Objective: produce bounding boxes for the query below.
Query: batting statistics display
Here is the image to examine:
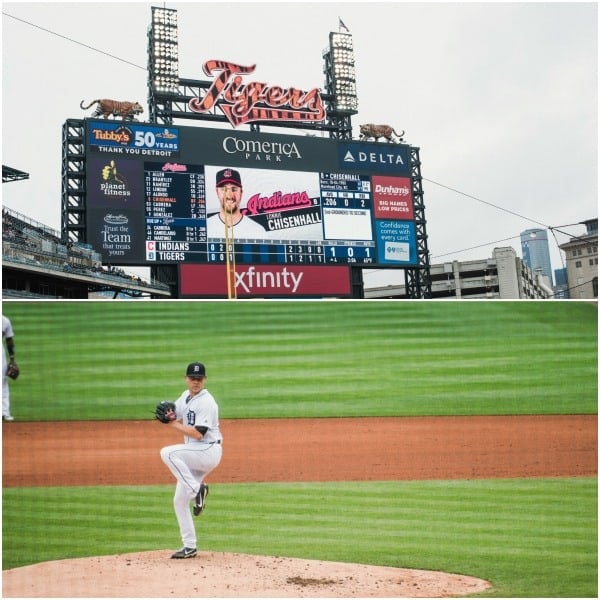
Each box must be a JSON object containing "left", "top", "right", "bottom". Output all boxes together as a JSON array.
[{"left": 85, "top": 120, "right": 418, "bottom": 267}]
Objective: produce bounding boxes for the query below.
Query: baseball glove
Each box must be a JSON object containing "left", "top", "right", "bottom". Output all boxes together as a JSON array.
[
  {"left": 155, "top": 401, "right": 177, "bottom": 424},
  {"left": 6, "top": 362, "right": 19, "bottom": 380}
]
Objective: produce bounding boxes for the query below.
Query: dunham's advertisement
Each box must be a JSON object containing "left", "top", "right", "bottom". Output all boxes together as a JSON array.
[{"left": 371, "top": 174, "right": 416, "bottom": 265}]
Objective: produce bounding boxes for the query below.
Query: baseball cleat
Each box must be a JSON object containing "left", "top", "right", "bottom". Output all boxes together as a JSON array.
[
  {"left": 171, "top": 547, "right": 197, "bottom": 559},
  {"left": 3, "top": 416, "right": 14, "bottom": 422},
  {"left": 193, "top": 483, "right": 209, "bottom": 516}
]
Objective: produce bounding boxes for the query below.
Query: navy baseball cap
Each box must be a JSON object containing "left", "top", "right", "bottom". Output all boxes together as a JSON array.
[
  {"left": 216, "top": 168, "right": 242, "bottom": 187},
  {"left": 186, "top": 362, "right": 206, "bottom": 377}
]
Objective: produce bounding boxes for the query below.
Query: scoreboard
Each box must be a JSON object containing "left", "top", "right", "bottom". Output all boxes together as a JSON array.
[{"left": 84, "top": 120, "right": 418, "bottom": 268}]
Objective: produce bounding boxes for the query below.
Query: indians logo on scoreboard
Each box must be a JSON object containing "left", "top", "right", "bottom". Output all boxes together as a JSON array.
[{"left": 241, "top": 188, "right": 322, "bottom": 235}]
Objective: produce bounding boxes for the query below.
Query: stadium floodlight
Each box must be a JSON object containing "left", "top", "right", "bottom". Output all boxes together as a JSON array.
[
  {"left": 148, "top": 6, "right": 179, "bottom": 94},
  {"left": 324, "top": 31, "right": 358, "bottom": 114}
]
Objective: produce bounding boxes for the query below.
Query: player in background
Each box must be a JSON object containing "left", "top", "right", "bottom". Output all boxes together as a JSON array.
[
  {"left": 159, "top": 362, "right": 223, "bottom": 559},
  {"left": 2, "top": 314, "right": 16, "bottom": 421}
]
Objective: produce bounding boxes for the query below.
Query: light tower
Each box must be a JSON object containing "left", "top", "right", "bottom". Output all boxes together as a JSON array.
[{"left": 322, "top": 31, "right": 358, "bottom": 139}]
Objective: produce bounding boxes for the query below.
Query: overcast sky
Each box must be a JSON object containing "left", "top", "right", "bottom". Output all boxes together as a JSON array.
[{"left": 2, "top": 2, "right": 597, "bottom": 288}]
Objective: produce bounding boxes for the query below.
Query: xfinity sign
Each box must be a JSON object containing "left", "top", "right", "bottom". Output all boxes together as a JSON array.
[
  {"left": 339, "top": 142, "right": 411, "bottom": 175},
  {"left": 179, "top": 264, "right": 352, "bottom": 298}
]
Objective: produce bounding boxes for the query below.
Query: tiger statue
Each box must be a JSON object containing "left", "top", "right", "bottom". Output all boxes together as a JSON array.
[
  {"left": 80, "top": 99, "right": 144, "bottom": 121},
  {"left": 359, "top": 123, "right": 405, "bottom": 143}
]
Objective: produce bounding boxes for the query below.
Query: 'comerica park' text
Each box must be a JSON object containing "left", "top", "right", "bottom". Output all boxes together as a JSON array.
[{"left": 223, "top": 137, "right": 301, "bottom": 159}]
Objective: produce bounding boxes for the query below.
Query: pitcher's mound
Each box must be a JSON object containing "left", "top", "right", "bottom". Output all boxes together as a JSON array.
[{"left": 2, "top": 550, "right": 491, "bottom": 597}]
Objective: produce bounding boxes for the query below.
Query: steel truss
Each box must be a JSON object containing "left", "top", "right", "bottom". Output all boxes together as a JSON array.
[
  {"left": 2, "top": 165, "right": 30, "bottom": 183},
  {"left": 61, "top": 119, "right": 86, "bottom": 244},
  {"left": 404, "top": 146, "right": 431, "bottom": 298}
]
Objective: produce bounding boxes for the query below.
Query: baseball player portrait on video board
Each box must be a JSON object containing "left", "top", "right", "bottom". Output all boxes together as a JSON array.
[{"left": 205, "top": 166, "right": 323, "bottom": 241}]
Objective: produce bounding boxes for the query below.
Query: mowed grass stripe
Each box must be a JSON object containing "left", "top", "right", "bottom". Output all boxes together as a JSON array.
[
  {"left": 3, "top": 300, "right": 596, "bottom": 420},
  {"left": 4, "top": 478, "right": 595, "bottom": 597}
]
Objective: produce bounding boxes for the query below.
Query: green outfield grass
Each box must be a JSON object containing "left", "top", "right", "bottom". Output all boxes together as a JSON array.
[
  {"left": 2, "top": 300, "right": 597, "bottom": 596},
  {"left": 3, "top": 478, "right": 597, "bottom": 597},
  {"left": 2, "top": 300, "right": 597, "bottom": 420}
]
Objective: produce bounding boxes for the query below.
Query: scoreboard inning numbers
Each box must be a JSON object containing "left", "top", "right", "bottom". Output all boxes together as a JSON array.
[
  {"left": 85, "top": 121, "right": 418, "bottom": 268},
  {"left": 145, "top": 166, "right": 376, "bottom": 265}
]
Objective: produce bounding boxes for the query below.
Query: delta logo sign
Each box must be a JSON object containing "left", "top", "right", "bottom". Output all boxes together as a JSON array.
[
  {"left": 189, "top": 60, "right": 326, "bottom": 127},
  {"left": 338, "top": 142, "right": 411, "bottom": 175}
]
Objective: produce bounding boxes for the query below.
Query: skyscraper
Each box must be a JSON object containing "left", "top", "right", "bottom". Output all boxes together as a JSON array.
[{"left": 520, "top": 228, "right": 553, "bottom": 285}]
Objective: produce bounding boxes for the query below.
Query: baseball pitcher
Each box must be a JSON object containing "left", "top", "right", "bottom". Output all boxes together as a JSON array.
[{"left": 155, "top": 362, "right": 223, "bottom": 559}]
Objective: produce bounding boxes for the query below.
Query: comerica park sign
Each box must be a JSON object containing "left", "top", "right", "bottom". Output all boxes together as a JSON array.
[{"left": 188, "top": 60, "right": 326, "bottom": 127}]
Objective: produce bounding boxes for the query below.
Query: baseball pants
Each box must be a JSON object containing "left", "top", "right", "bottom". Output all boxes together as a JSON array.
[{"left": 160, "top": 441, "right": 222, "bottom": 549}]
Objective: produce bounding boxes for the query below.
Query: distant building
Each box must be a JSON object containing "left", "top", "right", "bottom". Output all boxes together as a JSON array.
[
  {"left": 553, "top": 267, "right": 569, "bottom": 299},
  {"left": 558, "top": 218, "right": 598, "bottom": 299},
  {"left": 520, "top": 228, "right": 553, "bottom": 285},
  {"left": 365, "top": 247, "right": 553, "bottom": 299}
]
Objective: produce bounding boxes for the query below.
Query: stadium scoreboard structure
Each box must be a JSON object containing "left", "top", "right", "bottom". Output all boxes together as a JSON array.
[
  {"left": 83, "top": 120, "right": 423, "bottom": 294},
  {"left": 61, "top": 6, "right": 430, "bottom": 298}
]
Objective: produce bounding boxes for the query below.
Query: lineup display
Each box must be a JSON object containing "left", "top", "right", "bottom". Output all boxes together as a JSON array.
[{"left": 85, "top": 120, "right": 418, "bottom": 267}]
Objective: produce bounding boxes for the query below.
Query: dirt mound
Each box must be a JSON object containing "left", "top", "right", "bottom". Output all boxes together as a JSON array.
[{"left": 2, "top": 550, "right": 491, "bottom": 597}]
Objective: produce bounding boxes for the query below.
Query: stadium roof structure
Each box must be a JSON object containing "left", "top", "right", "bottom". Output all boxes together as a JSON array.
[{"left": 2, "top": 165, "right": 30, "bottom": 183}]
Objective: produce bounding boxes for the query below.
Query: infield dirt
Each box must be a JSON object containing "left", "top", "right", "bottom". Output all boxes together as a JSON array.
[{"left": 3, "top": 414, "right": 597, "bottom": 597}]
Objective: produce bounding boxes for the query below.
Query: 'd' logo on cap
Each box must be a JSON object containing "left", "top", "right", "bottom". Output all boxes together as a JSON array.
[{"left": 186, "top": 362, "right": 206, "bottom": 377}]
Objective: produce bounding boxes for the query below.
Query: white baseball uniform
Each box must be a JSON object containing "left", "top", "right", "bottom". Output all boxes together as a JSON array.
[
  {"left": 160, "top": 387, "right": 223, "bottom": 549},
  {"left": 2, "top": 315, "right": 15, "bottom": 419},
  {"left": 206, "top": 212, "right": 266, "bottom": 239}
]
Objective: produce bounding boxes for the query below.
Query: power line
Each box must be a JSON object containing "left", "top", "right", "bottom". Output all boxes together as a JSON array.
[
  {"left": 423, "top": 178, "right": 550, "bottom": 229},
  {"left": 421, "top": 180, "right": 594, "bottom": 267},
  {"left": 431, "top": 234, "right": 521, "bottom": 260},
  {"left": 4, "top": 10, "right": 592, "bottom": 276},
  {"left": 549, "top": 228, "right": 567, "bottom": 273},
  {"left": 564, "top": 277, "right": 598, "bottom": 294},
  {"left": 2, "top": 12, "right": 145, "bottom": 71}
]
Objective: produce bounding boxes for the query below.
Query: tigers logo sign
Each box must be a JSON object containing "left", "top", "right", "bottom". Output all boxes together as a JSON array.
[{"left": 189, "top": 60, "right": 326, "bottom": 127}]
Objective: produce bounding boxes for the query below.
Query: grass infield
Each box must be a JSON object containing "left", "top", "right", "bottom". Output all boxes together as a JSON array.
[{"left": 2, "top": 478, "right": 597, "bottom": 597}]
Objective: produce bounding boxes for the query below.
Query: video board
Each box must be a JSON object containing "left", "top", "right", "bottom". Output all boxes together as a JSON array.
[{"left": 85, "top": 120, "right": 418, "bottom": 268}]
